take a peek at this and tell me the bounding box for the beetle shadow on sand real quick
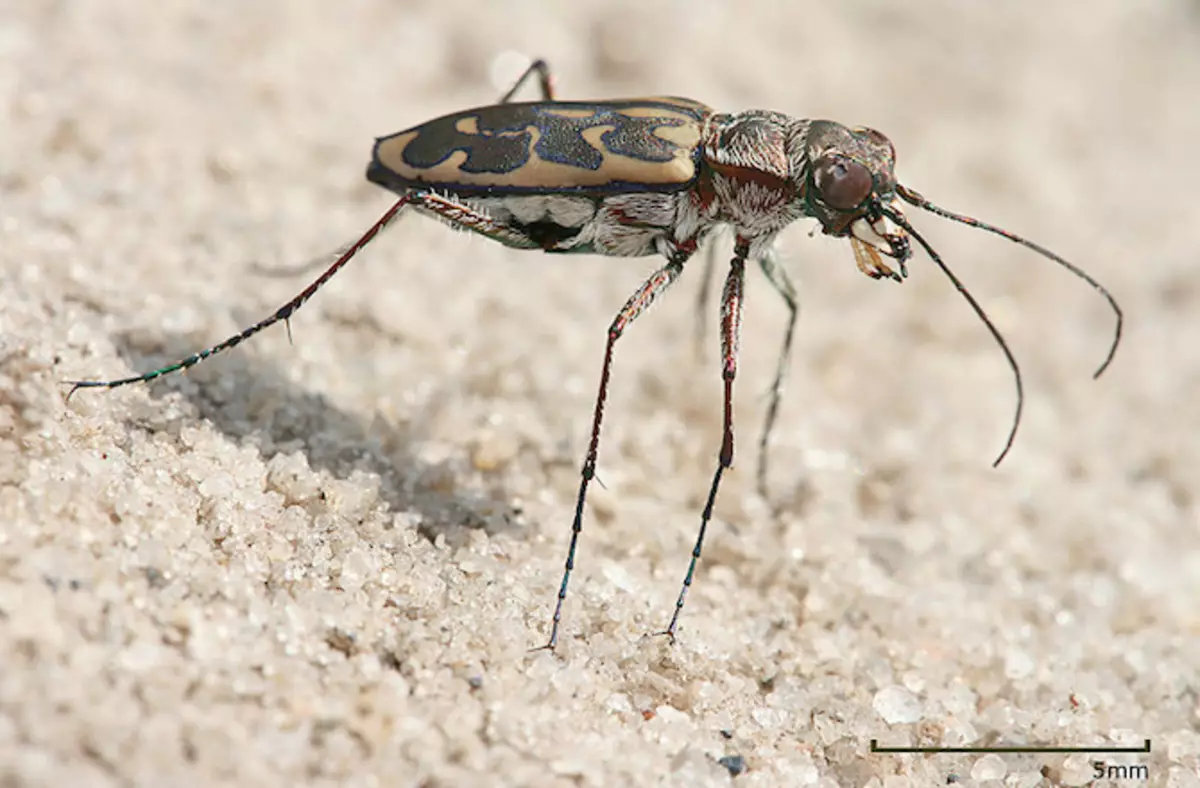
[96,331,526,546]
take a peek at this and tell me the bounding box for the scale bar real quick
[870,739,1151,754]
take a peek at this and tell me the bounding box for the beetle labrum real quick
[68,59,1122,650]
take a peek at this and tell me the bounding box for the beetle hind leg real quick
[65,196,413,397]
[409,191,544,250]
[497,57,556,103]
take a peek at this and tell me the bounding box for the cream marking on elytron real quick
[67,59,1123,651]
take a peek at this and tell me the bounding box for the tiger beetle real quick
[67,58,1123,650]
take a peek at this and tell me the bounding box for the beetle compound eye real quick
[814,155,872,211]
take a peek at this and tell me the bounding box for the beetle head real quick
[797,121,910,267]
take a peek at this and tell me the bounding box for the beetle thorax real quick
[699,112,807,242]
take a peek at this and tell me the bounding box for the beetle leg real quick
[754,247,799,501]
[409,191,542,249]
[692,244,799,501]
[66,190,545,397]
[658,239,749,642]
[497,57,556,103]
[538,245,694,651]
[253,58,557,281]
[252,60,559,282]
[66,197,412,396]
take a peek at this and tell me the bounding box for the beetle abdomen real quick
[369,98,710,195]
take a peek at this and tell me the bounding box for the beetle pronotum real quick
[68,59,1122,649]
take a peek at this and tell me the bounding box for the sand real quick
[3,1,1199,786]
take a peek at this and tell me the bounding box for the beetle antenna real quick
[896,184,1122,379]
[882,207,1022,467]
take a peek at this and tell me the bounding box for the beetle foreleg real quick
[538,246,694,651]
[691,244,798,501]
[659,239,749,642]
[754,247,799,501]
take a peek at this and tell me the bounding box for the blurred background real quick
[3,1,1199,785]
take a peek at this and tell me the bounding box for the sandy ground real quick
[3,1,1199,786]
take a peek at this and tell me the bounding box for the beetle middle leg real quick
[659,239,749,641]
[539,244,695,651]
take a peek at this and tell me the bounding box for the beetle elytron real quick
[68,59,1122,650]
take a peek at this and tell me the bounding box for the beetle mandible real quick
[68,59,1122,650]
